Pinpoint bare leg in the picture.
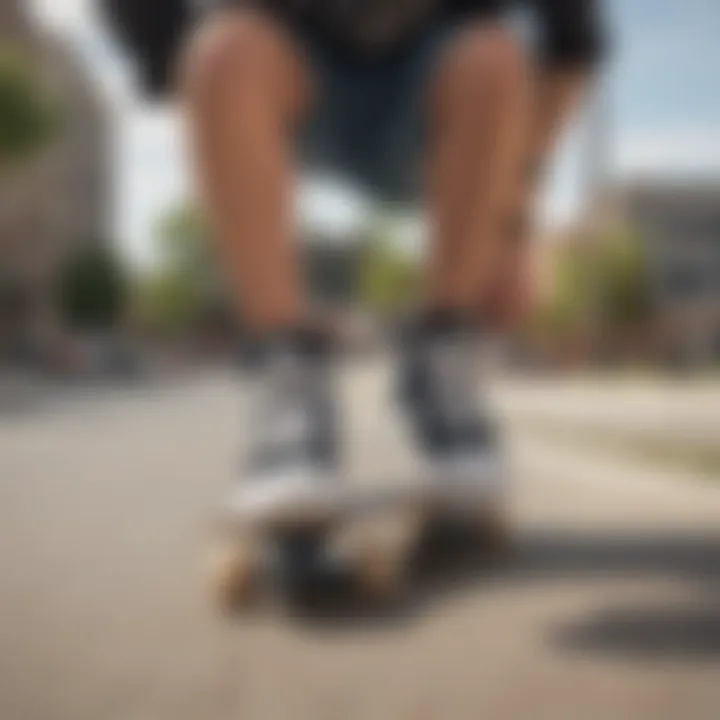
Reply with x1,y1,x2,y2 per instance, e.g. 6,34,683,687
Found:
394,27,530,540
181,11,313,332
428,25,530,314
183,14,347,548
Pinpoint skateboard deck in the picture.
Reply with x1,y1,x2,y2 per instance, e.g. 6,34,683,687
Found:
208,480,509,614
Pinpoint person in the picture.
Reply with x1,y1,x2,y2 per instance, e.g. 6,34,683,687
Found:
102,0,606,525
478,1,606,331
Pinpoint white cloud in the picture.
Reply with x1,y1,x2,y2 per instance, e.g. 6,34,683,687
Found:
299,178,368,238
116,108,190,265
615,126,720,175
29,0,93,31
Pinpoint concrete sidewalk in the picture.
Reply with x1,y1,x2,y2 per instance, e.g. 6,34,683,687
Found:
1,370,718,720
493,377,720,450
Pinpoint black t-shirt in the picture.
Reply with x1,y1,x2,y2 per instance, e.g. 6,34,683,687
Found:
266,1,503,48
102,0,607,94
265,0,605,63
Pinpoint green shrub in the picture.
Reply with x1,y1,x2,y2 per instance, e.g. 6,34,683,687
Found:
0,48,59,166
58,246,128,330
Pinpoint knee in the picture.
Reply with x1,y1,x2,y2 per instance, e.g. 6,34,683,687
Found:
180,11,282,99
447,27,528,102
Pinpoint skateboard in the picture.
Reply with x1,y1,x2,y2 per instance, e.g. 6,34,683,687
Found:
208,477,510,614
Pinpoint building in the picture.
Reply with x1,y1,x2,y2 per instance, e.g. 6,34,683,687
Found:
0,0,111,362
621,181,720,362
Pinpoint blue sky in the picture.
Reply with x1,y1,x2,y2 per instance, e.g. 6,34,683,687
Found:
30,0,720,265
610,0,720,134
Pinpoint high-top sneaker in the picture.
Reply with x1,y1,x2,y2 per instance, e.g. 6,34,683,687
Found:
226,328,343,527
397,311,506,507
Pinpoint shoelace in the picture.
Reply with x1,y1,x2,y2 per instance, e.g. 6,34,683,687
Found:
247,353,333,467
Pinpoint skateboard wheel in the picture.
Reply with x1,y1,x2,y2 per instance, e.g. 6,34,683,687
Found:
474,504,510,554
355,509,419,604
208,536,259,612
358,550,406,601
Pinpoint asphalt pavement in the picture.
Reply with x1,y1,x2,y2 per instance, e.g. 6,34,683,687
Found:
1,368,718,720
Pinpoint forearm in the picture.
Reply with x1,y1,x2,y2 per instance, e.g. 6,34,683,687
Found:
482,0,609,327
527,70,589,180
528,0,608,170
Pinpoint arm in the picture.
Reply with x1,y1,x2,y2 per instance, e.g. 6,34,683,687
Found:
449,0,607,166
526,0,608,173
482,0,609,327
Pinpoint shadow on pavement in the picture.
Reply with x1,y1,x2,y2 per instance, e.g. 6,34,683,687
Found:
291,529,720,662
503,530,720,585
552,604,720,661
509,530,720,662
0,373,183,422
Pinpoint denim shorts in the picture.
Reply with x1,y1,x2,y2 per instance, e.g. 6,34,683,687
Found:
291,23,464,206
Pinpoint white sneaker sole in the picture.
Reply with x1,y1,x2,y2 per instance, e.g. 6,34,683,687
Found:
421,450,509,509
222,468,343,530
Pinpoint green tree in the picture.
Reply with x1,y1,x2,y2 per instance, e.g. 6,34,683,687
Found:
533,223,652,341
154,204,213,276
59,246,128,331
135,203,229,334
536,241,597,336
0,48,59,166
596,224,652,329
357,223,422,315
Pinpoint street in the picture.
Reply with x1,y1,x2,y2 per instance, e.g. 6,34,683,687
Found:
1,367,719,720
